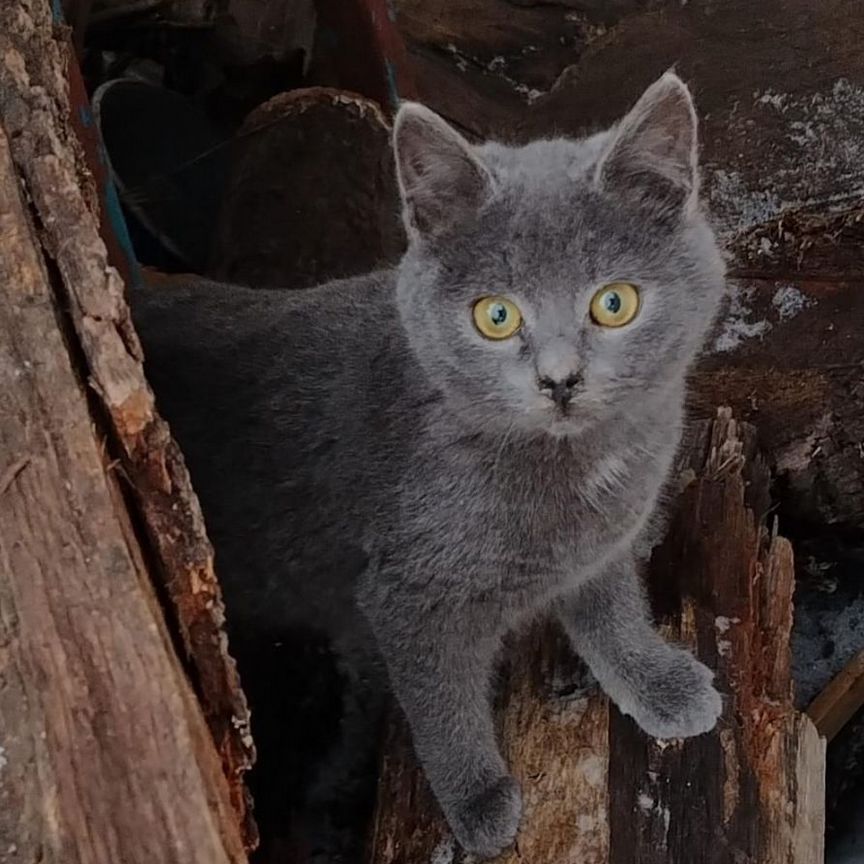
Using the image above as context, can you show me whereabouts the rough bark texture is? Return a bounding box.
[0,123,246,864]
[209,87,405,290]
[367,410,825,864]
[0,0,254,851]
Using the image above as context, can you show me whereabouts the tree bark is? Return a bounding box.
[0,0,254,856]
[0,122,246,864]
[367,410,826,864]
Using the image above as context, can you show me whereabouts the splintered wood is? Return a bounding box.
[0,124,246,864]
[367,409,825,864]
[0,0,254,857]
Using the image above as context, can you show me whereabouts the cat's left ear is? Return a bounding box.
[595,72,699,217]
[393,102,492,240]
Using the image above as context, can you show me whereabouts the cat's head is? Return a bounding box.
[393,73,725,437]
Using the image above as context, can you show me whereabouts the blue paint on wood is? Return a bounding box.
[385,60,400,111]
[51,0,140,284]
[105,180,141,286]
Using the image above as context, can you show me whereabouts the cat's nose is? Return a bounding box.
[538,373,582,409]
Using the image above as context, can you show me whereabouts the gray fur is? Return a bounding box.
[132,72,725,859]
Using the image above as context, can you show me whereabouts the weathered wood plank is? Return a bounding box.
[0,0,256,843]
[0,123,246,864]
[366,410,825,863]
[808,651,864,742]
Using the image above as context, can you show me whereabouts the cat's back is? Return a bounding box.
[131,271,414,631]
[133,270,403,431]
[133,270,398,387]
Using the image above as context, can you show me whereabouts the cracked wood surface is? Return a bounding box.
[0,123,246,864]
[367,410,825,864]
[0,0,255,843]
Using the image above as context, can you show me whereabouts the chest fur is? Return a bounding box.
[388,436,670,592]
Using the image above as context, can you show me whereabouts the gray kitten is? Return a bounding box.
[132,72,725,859]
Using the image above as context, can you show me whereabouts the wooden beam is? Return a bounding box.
[367,410,826,863]
[808,651,864,742]
[209,87,404,290]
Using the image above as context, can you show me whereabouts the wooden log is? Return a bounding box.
[0,121,245,864]
[0,0,254,851]
[366,409,826,864]
[808,651,864,743]
[209,87,405,290]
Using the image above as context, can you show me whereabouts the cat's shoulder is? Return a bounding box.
[133,268,396,319]
[131,269,399,350]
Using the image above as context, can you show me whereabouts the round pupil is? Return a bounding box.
[603,291,622,314]
[489,303,508,326]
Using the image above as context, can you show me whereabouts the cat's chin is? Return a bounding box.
[543,414,591,438]
[506,408,593,438]
[458,400,597,439]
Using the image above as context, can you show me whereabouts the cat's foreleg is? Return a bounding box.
[557,554,722,738]
[362,592,521,859]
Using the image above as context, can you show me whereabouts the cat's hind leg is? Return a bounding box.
[302,629,387,863]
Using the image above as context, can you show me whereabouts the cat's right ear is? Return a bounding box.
[594,72,699,218]
[393,103,492,240]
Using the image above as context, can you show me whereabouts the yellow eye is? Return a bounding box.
[472,296,523,340]
[590,282,640,328]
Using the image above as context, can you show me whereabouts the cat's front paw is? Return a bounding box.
[624,647,722,739]
[449,775,522,860]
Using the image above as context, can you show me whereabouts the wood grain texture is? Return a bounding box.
[0,0,255,843]
[0,124,246,864]
[367,410,825,863]
[367,630,609,864]
[608,412,824,864]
